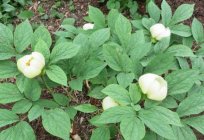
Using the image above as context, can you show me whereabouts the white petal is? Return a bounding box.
[83,23,94,30]
[30,59,44,70]
[102,96,119,110]
[147,76,168,101]
[156,28,171,40]
[138,73,159,94]
[32,52,45,67]
[17,55,32,73]
[23,67,41,78]
[150,24,166,38]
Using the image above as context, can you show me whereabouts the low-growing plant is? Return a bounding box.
[0,0,33,23]
[0,0,204,139]
[99,0,141,19]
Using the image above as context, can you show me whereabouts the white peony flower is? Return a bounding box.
[150,23,171,40]
[17,52,45,78]
[102,96,119,110]
[138,73,168,101]
[82,23,94,30]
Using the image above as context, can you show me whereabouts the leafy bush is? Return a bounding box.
[0,0,204,139]
[100,0,140,19]
[0,0,33,23]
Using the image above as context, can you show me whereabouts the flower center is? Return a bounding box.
[26,57,34,66]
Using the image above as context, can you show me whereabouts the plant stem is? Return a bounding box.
[41,76,52,93]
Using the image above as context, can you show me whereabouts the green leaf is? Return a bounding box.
[98,106,136,123]
[88,6,105,28]
[18,10,34,20]
[14,20,33,53]
[166,69,199,95]
[170,24,192,37]
[28,105,44,122]
[172,125,196,140]
[131,20,144,30]
[35,99,59,109]
[120,117,145,140]
[16,0,26,5]
[50,42,80,64]
[34,39,50,63]
[129,84,141,104]
[128,31,146,54]
[166,44,195,57]
[0,121,36,140]
[192,18,204,43]
[0,60,19,78]
[140,106,181,126]
[144,53,175,75]
[139,109,175,139]
[143,131,158,140]
[68,78,83,91]
[24,79,41,101]
[142,18,155,30]
[107,9,120,31]
[184,115,204,135]
[102,84,131,105]
[31,25,52,48]
[130,42,152,60]
[191,57,204,71]
[170,4,194,25]
[196,47,204,56]
[90,28,110,48]
[182,37,194,48]
[62,18,75,25]
[65,107,77,120]
[160,96,178,109]
[90,127,110,140]
[147,1,160,22]
[88,86,106,99]
[2,4,15,12]
[177,91,204,117]
[0,83,24,104]
[12,99,32,114]
[16,74,27,93]
[154,37,170,53]
[103,44,133,72]
[79,59,106,80]
[73,104,97,113]
[161,0,172,26]
[177,57,190,69]
[116,73,135,88]
[115,14,132,47]
[0,109,19,127]
[0,23,15,60]
[42,108,71,140]
[46,65,67,86]
[52,93,69,106]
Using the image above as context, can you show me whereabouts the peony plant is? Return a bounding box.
[0,0,204,140]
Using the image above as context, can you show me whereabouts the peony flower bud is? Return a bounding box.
[138,73,167,101]
[82,23,94,30]
[150,23,171,40]
[17,52,45,78]
[102,96,119,110]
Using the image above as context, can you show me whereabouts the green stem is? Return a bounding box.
[41,76,52,93]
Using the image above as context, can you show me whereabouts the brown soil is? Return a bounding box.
[1,0,204,140]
